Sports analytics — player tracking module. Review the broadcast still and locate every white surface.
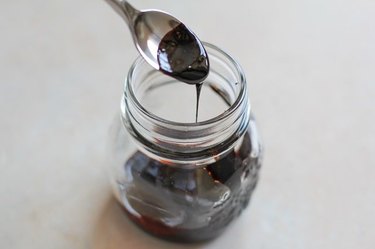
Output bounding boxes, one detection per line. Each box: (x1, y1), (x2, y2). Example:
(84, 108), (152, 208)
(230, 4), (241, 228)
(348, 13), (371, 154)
(1, 0), (374, 248)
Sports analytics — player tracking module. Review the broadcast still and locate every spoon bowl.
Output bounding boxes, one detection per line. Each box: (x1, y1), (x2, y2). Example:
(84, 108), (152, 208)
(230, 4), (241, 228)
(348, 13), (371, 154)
(132, 10), (181, 70)
(105, 0), (209, 84)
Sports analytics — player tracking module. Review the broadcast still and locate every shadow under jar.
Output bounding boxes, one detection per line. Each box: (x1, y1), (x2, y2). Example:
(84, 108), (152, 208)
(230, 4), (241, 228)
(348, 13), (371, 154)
(109, 43), (263, 243)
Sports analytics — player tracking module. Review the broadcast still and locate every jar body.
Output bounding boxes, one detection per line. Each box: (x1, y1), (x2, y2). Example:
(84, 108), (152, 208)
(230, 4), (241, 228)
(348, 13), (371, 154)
(110, 116), (262, 242)
(108, 44), (263, 242)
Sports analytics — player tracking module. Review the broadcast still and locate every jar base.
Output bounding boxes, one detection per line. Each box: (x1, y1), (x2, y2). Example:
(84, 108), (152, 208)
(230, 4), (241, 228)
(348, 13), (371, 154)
(119, 203), (227, 243)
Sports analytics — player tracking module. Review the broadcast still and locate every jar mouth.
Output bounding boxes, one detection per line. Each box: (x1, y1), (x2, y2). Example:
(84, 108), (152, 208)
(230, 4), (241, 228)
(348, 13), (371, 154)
(123, 42), (250, 165)
(126, 42), (247, 127)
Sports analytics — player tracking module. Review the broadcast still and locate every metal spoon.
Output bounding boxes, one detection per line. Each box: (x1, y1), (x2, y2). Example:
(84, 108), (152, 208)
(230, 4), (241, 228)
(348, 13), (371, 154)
(104, 0), (209, 84)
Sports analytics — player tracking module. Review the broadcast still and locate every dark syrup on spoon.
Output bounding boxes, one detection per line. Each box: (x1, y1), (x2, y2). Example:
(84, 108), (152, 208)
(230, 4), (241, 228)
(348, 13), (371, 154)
(157, 23), (209, 122)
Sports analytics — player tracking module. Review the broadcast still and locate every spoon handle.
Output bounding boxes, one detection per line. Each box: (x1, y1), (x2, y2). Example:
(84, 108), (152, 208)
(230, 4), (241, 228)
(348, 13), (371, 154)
(105, 0), (139, 25)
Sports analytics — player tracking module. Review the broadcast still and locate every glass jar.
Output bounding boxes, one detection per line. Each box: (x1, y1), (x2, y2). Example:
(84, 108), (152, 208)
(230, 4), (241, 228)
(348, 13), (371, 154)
(108, 43), (263, 242)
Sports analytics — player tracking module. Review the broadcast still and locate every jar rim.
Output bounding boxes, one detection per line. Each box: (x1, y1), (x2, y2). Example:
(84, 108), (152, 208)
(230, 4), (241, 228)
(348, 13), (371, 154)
(122, 42), (251, 165)
(125, 42), (247, 127)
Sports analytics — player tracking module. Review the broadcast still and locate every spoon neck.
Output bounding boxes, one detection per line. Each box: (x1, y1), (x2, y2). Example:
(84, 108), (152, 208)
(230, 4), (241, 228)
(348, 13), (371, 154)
(121, 1), (139, 23)
(105, 0), (139, 25)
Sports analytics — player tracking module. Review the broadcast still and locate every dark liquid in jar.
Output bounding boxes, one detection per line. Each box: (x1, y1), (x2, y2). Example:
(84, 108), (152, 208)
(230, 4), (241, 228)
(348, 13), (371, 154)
(120, 131), (261, 242)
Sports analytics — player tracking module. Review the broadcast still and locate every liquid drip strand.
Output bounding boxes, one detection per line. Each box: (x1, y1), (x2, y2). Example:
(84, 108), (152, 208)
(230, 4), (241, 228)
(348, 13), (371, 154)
(157, 23), (209, 123)
(195, 83), (203, 122)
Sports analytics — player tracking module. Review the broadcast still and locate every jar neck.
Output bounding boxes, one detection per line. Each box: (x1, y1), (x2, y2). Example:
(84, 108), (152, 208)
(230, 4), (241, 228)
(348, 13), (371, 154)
(121, 43), (251, 166)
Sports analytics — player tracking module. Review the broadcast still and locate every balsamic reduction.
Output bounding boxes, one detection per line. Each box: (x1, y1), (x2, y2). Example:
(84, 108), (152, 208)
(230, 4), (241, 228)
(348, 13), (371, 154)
(195, 83), (203, 122)
(157, 23), (209, 84)
(121, 131), (261, 242)
(157, 23), (209, 122)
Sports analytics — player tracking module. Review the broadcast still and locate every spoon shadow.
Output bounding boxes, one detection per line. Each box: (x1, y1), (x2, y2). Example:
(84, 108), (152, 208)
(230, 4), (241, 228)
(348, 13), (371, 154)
(91, 196), (205, 249)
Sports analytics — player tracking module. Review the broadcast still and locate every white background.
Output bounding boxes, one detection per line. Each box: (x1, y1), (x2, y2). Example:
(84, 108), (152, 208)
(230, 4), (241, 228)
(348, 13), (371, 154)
(1, 0), (374, 248)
